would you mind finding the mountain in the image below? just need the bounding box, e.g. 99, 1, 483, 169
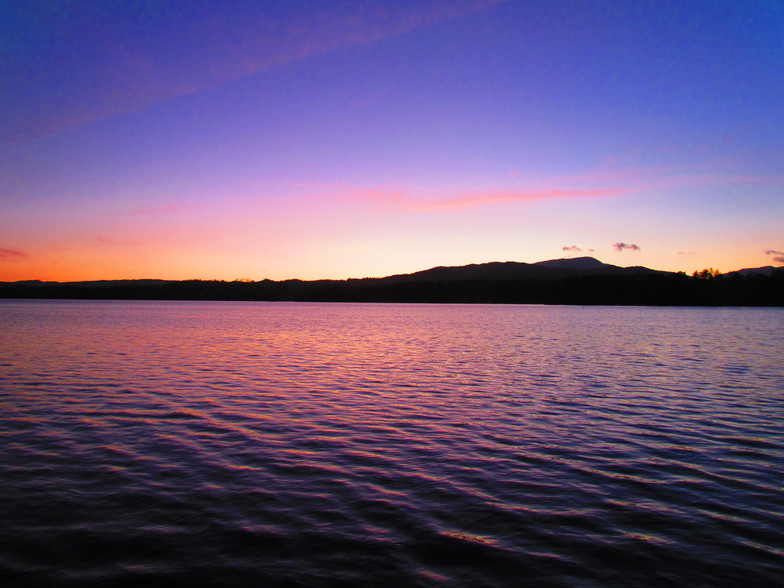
1, 257, 781, 305
373, 257, 663, 284
0, 257, 665, 288
376, 261, 549, 283
534, 256, 612, 270
725, 265, 784, 277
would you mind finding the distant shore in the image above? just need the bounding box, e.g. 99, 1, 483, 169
2, 271, 782, 306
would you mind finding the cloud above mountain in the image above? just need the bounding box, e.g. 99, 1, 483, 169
613, 242, 641, 252
766, 249, 784, 263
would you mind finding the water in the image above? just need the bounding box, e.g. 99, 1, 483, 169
1, 300, 782, 587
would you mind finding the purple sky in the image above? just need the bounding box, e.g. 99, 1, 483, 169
2, 0, 782, 281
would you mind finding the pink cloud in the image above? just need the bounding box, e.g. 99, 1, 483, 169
766, 249, 784, 264
566, 157, 784, 194
0, 248, 29, 262
96, 236, 140, 247
310, 185, 631, 212
613, 242, 641, 252
408, 188, 628, 212
131, 204, 193, 215
347, 189, 409, 206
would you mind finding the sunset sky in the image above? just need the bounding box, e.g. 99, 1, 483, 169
2, 0, 783, 282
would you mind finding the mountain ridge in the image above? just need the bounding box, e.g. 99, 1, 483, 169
359, 257, 667, 284
1, 257, 781, 306
3, 256, 780, 286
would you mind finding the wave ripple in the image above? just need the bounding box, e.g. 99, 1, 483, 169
1, 302, 783, 586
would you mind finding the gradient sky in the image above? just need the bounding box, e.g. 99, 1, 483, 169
2, 0, 783, 282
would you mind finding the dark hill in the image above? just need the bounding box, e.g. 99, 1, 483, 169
1, 258, 781, 305
725, 265, 784, 277
377, 261, 547, 283
374, 257, 663, 283
534, 256, 612, 270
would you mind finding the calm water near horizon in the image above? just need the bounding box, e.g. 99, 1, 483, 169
1, 300, 782, 587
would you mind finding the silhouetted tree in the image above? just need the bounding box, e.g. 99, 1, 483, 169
693, 268, 721, 279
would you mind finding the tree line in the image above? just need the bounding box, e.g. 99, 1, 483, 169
1, 270, 782, 306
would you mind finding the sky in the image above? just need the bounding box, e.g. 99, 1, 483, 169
1, 0, 783, 282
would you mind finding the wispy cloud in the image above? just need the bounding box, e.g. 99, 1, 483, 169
131, 204, 193, 215
562, 245, 582, 252
412, 189, 628, 212
331, 187, 631, 212
613, 242, 641, 252
0, 248, 29, 261
677, 250, 697, 255
566, 159, 784, 194
96, 236, 140, 247
766, 249, 784, 264
3, 1, 506, 141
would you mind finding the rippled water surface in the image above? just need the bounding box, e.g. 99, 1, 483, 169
1, 300, 782, 587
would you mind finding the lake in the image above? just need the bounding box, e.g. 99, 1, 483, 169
1, 300, 782, 586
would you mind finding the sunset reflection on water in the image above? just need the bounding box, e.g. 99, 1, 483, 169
1, 301, 782, 586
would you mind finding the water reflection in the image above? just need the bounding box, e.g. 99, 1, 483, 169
0, 301, 782, 586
